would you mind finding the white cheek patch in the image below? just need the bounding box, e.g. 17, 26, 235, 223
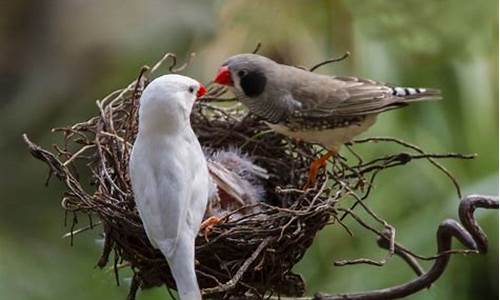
234, 76, 243, 92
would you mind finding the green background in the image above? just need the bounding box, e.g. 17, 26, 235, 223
0, 1, 498, 299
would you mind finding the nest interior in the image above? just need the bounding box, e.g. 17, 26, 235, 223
23, 56, 477, 300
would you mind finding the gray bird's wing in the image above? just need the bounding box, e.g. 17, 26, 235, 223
286, 73, 440, 118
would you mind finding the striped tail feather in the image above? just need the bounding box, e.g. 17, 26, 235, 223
391, 86, 442, 102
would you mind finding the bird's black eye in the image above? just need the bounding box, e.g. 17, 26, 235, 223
237, 70, 247, 78
188, 86, 195, 94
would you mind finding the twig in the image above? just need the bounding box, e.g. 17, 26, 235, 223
202, 238, 271, 294
354, 136, 475, 199
62, 221, 102, 238
309, 51, 351, 72
252, 42, 262, 54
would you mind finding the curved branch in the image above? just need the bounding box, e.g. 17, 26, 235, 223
312, 194, 498, 300
458, 194, 497, 253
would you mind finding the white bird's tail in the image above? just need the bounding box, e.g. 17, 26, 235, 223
159, 236, 201, 300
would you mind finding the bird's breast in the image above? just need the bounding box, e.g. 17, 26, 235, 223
266, 115, 377, 150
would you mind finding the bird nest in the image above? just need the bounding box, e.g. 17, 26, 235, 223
24, 52, 497, 300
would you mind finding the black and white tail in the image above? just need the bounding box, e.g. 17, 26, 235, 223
390, 86, 442, 102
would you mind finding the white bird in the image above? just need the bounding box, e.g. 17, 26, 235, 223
129, 74, 208, 300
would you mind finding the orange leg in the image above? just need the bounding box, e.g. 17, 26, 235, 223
200, 216, 222, 238
303, 150, 336, 190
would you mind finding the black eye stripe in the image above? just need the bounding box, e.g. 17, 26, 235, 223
240, 70, 267, 98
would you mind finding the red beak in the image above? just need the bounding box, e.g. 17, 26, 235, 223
214, 66, 233, 86
196, 83, 207, 99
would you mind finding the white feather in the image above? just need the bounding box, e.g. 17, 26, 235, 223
205, 148, 268, 220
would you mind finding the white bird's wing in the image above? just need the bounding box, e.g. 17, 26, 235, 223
130, 147, 189, 257
153, 168, 189, 257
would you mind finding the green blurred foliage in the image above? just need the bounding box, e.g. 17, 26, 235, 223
0, 0, 497, 299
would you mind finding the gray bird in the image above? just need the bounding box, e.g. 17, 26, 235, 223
213, 53, 441, 188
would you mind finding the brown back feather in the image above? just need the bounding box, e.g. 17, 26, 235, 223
280, 65, 441, 118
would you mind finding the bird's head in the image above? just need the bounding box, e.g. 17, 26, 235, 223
214, 54, 276, 98
138, 74, 206, 133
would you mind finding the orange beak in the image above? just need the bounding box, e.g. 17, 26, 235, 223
214, 66, 233, 86
196, 83, 207, 99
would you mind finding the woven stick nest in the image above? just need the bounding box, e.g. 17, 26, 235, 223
24, 53, 485, 299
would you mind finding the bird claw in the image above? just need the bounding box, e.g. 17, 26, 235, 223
302, 150, 336, 190
303, 162, 324, 190
200, 216, 222, 239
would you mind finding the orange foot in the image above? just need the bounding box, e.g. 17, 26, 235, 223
200, 216, 222, 239
303, 150, 336, 190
